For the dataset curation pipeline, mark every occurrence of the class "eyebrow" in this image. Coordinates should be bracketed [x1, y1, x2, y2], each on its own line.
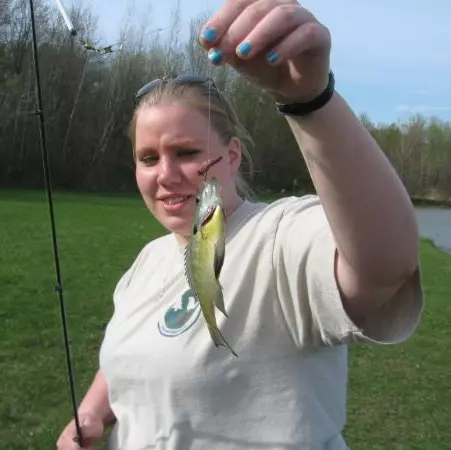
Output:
[135, 146, 156, 157]
[136, 139, 205, 155]
[166, 139, 206, 149]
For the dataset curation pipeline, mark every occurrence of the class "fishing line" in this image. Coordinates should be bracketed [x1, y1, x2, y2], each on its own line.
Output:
[56, 0, 123, 166]
[205, 83, 212, 181]
[27, 0, 84, 445]
[204, 0, 214, 182]
[61, 51, 91, 161]
[93, 50, 124, 162]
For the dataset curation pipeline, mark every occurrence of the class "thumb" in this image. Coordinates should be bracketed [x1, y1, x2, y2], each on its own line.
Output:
[73, 416, 104, 448]
[82, 416, 104, 438]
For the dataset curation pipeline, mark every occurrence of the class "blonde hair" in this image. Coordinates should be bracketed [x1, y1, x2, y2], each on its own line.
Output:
[128, 78, 255, 200]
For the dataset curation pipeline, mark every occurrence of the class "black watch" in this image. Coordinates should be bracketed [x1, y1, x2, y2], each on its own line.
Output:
[275, 70, 335, 117]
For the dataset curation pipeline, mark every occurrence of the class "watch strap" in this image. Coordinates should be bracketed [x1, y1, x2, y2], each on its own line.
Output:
[276, 70, 335, 117]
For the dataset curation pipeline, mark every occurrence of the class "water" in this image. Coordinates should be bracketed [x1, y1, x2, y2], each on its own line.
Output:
[415, 207, 451, 255]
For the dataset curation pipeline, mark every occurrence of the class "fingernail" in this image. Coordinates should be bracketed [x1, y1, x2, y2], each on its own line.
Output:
[266, 50, 280, 65]
[201, 27, 217, 42]
[237, 41, 252, 57]
[208, 48, 223, 65]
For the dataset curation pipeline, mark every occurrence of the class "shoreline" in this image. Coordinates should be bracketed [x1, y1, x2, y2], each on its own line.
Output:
[411, 196, 451, 209]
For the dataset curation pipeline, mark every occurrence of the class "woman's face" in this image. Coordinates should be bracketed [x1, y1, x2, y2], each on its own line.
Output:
[134, 103, 242, 240]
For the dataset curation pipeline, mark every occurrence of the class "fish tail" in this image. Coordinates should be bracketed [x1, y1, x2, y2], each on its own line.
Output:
[214, 286, 228, 318]
[207, 323, 238, 358]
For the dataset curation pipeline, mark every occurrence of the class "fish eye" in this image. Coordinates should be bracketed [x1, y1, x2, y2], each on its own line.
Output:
[195, 198, 200, 204]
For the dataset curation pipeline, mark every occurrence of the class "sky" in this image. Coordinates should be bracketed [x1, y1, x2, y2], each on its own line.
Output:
[66, 0, 451, 125]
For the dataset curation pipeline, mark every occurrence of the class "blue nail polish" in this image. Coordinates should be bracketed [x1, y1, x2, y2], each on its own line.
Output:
[237, 41, 252, 56]
[201, 27, 217, 42]
[208, 49, 223, 65]
[266, 50, 280, 64]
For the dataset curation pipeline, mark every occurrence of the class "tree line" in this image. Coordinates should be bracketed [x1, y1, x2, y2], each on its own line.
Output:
[1, 0, 450, 201]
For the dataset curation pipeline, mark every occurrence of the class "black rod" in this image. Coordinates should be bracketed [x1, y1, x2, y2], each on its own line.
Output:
[27, 0, 83, 445]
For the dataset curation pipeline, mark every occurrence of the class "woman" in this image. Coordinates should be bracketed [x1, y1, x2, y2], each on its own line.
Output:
[57, 1, 424, 449]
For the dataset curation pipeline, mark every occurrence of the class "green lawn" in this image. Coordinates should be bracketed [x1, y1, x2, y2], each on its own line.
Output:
[1, 189, 450, 449]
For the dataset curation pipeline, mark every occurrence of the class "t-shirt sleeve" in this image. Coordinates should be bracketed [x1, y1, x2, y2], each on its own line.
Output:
[101, 241, 154, 340]
[272, 196, 424, 349]
[112, 243, 151, 309]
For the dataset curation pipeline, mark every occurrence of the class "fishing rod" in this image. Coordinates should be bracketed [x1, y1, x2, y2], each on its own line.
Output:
[27, 0, 84, 445]
[28, 0, 218, 443]
[56, 0, 123, 54]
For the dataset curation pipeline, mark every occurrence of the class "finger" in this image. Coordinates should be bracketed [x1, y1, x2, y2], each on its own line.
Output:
[263, 21, 331, 66]
[201, 1, 315, 67]
[78, 416, 103, 447]
[225, 0, 301, 56]
[59, 422, 95, 449]
[232, 5, 320, 62]
[57, 428, 81, 450]
[199, 0, 252, 48]
[73, 435, 91, 449]
[203, 0, 296, 67]
[56, 435, 84, 450]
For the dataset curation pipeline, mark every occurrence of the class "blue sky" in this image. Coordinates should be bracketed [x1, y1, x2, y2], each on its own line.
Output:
[74, 0, 451, 124]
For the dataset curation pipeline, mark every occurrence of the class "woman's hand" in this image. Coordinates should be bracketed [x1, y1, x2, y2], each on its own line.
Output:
[56, 412, 104, 450]
[200, 0, 332, 103]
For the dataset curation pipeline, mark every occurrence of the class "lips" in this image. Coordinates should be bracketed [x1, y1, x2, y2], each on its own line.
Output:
[163, 195, 190, 205]
[158, 194, 194, 207]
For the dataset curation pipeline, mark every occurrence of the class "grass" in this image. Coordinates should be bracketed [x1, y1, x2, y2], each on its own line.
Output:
[1, 189, 450, 449]
[344, 235, 451, 449]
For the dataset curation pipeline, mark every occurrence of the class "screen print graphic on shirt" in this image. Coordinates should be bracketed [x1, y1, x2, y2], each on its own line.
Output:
[158, 288, 201, 337]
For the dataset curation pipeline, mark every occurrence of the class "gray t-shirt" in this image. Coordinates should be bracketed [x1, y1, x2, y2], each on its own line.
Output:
[99, 195, 423, 450]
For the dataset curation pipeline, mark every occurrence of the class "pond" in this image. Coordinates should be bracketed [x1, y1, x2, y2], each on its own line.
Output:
[415, 207, 451, 255]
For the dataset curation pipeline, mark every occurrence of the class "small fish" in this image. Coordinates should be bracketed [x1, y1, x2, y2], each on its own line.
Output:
[184, 177, 238, 357]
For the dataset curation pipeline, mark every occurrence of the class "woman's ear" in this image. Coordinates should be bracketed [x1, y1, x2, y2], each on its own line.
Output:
[227, 137, 242, 174]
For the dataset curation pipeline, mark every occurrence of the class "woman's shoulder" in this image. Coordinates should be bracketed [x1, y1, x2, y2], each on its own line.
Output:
[114, 233, 175, 290]
[233, 194, 323, 229]
[261, 194, 321, 215]
[224, 193, 325, 249]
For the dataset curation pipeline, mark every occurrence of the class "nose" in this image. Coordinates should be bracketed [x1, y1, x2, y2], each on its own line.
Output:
[157, 156, 182, 185]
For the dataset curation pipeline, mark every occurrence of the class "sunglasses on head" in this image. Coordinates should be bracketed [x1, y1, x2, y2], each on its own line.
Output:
[132, 75, 219, 105]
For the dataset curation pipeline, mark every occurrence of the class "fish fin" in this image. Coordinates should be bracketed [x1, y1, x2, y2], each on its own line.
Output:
[213, 235, 225, 280]
[207, 324, 238, 358]
[183, 215, 200, 286]
[183, 240, 194, 291]
[214, 286, 228, 317]
[213, 233, 227, 316]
